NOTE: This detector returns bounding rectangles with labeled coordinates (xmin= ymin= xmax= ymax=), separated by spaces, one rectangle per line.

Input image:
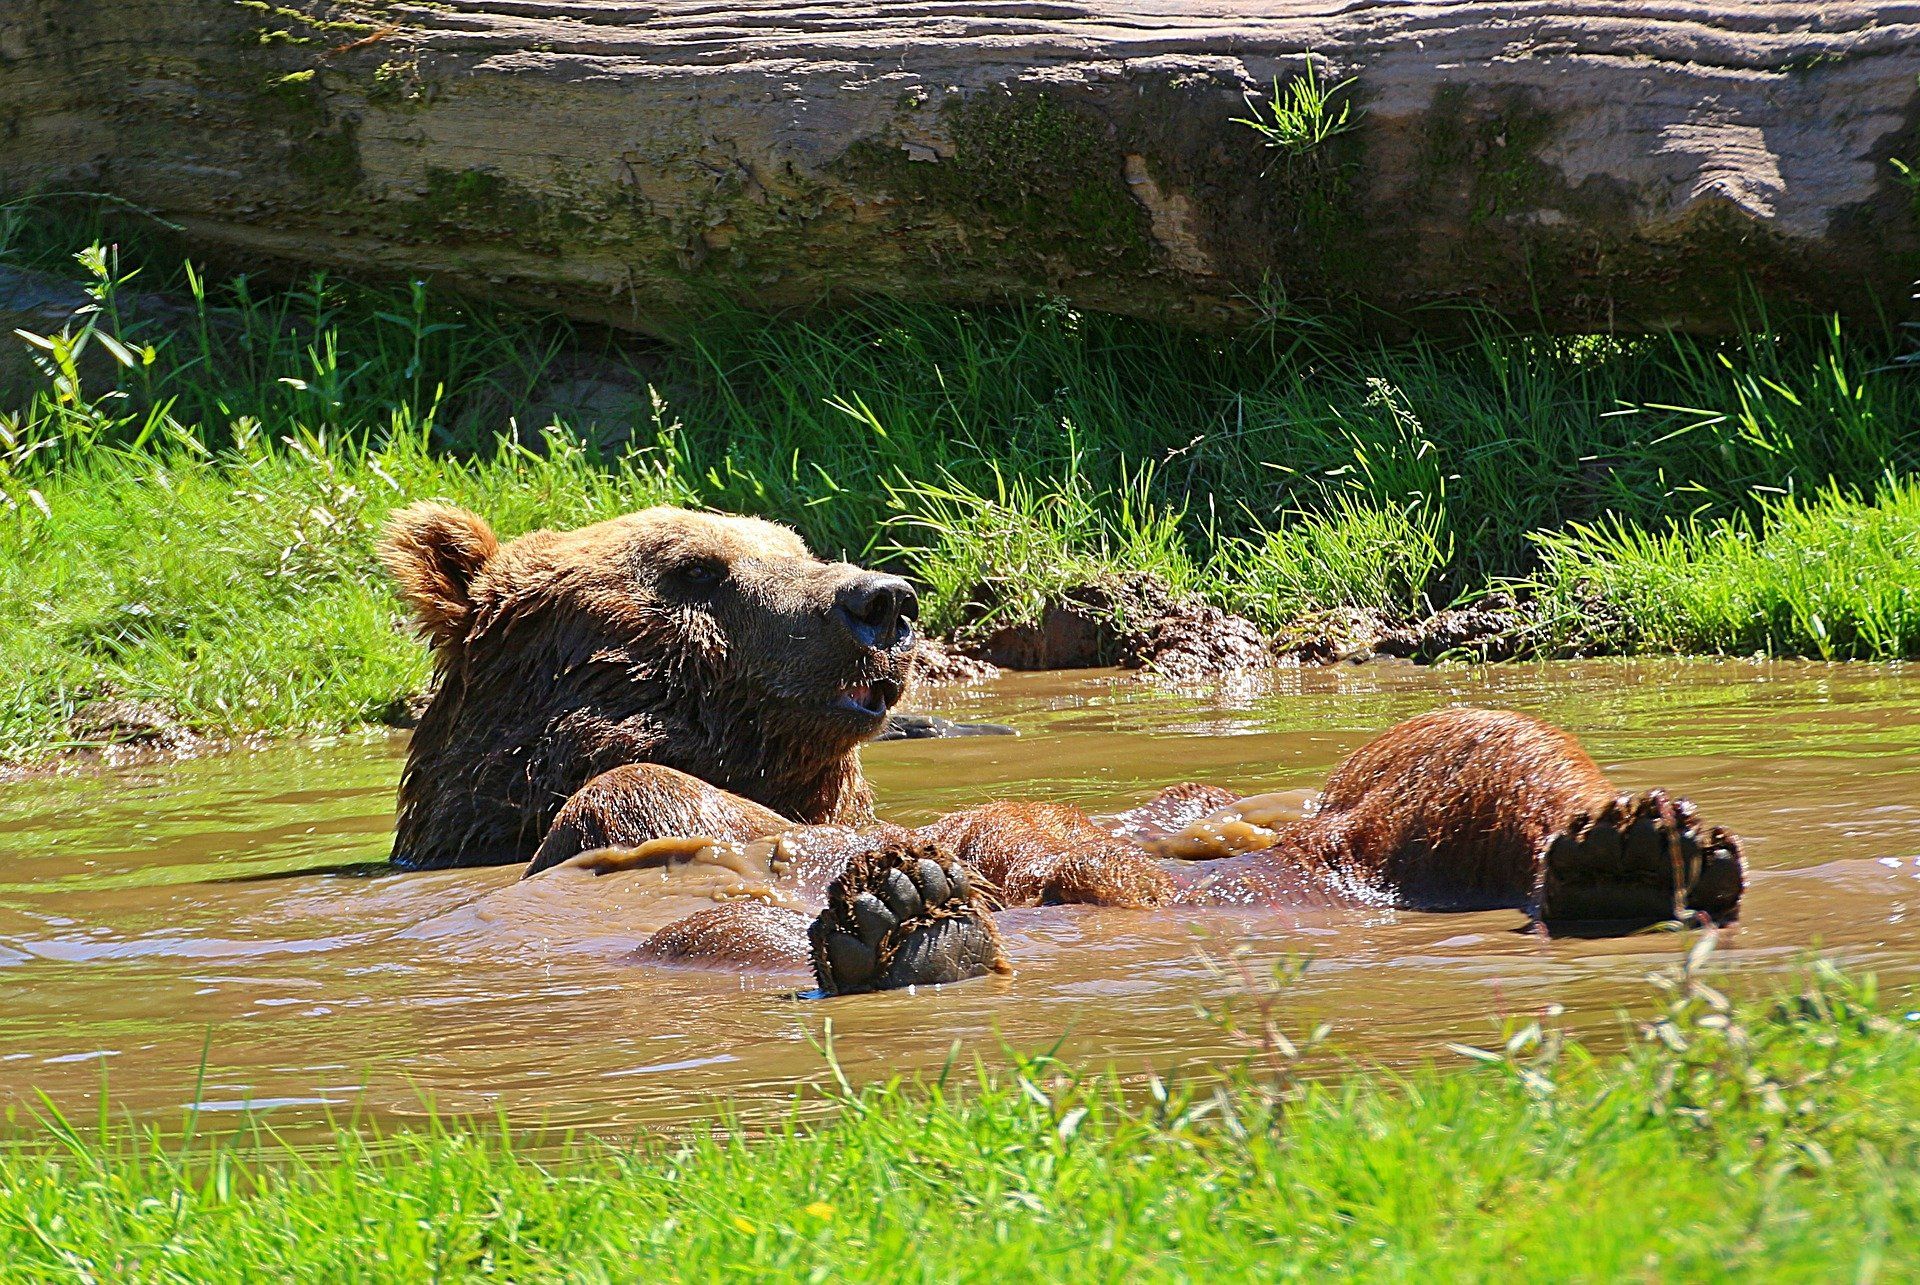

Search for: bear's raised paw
xmin=1533 ymin=790 xmax=1745 ymax=931
xmin=808 ymin=841 xmax=1009 ymax=995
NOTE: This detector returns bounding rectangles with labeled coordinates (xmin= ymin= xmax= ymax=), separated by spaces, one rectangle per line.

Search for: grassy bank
xmin=1532 ymin=474 xmax=1920 ymax=661
xmin=1 ymin=960 xmax=1914 ymax=1279
xmin=2 ymin=221 xmax=1918 ymax=759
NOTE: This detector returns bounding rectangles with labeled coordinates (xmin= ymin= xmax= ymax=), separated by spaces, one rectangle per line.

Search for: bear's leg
xmin=525 ymin=763 xmax=793 ymax=877
xmin=916 ymin=802 xmax=1175 ymax=908
xmin=634 ymin=901 xmax=814 ymax=971
xmin=808 ymin=840 xmax=1010 ymax=995
xmin=1227 ymin=707 xmax=1745 ymax=926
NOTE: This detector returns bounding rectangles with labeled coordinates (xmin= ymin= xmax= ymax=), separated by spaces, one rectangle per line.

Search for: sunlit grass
xmin=885 ymin=459 xmax=1199 ymax=633
xmin=1211 ymin=493 xmax=1452 ymax=625
xmin=0 ymin=961 xmax=1914 ymax=1280
xmin=1533 ymin=475 xmax=1920 ymax=661
xmin=0 ymin=422 xmax=693 ymax=759
xmin=1233 ymin=56 xmax=1359 ymax=155
xmin=2 ymin=220 xmax=1919 ymax=760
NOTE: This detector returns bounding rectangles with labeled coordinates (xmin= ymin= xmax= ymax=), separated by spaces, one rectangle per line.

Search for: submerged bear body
xmin=381 ymin=503 xmax=1746 ymax=993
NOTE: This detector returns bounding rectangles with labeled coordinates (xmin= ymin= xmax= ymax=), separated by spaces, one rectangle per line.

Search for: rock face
xmin=2 ymin=2 xmax=1916 ymax=332
xmin=0 ymin=264 xmax=196 ymax=402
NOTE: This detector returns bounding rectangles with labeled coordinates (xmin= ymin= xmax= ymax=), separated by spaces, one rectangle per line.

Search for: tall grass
xmin=1212 ymin=493 xmax=1452 ymax=624
xmin=12 ymin=227 xmax=1913 ymax=577
xmin=886 ymin=459 xmax=1198 ymax=634
xmin=670 ymin=307 xmax=1920 ymax=584
xmin=2 ymin=220 xmax=1918 ymax=759
xmin=1533 ymin=475 xmax=1920 ymax=661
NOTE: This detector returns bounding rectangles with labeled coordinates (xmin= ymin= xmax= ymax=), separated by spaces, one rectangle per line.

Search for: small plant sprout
xmin=1890 ymin=156 xmax=1920 ymax=224
xmin=1234 ymin=56 xmax=1359 ymax=158
xmin=1891 ymin=76 xmax=1920 ymax=209
xmin=1200 ymin=949 xmax=1332 ymax=1105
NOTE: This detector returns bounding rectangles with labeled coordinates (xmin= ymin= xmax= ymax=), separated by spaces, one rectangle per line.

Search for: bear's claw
xmin=1533 ymin=790 xmax=1746 ymax=930
xmin=808 ymin=841 xmax=1008 ymax=995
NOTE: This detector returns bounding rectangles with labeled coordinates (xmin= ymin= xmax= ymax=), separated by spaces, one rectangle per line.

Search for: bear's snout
xmin=832 ymin=573 xmax=918 ymax=651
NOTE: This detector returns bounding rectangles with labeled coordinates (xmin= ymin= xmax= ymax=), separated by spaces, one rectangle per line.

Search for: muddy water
xmin=2 ymin=659 xmax=1918 ymax=1135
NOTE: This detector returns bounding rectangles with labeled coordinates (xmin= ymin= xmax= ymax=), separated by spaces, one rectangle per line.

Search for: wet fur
xmin=536 ymin=705 xmax=1706 ymax=975
xmin=1166 ymin=708 xmax=1616 ymax=908
xmin=383 ymin=504 xmax=908 ymax=869
xmin=379 ymin=504 xmax=1739 ymax=972
xmin=528 ymin=763 xmax=793 ymax=876
xmin=1292 ymin=706 xmax=1614 ymax=904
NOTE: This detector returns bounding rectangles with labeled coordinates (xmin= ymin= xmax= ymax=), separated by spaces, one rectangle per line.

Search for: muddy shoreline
xmin=6 ymin=597 xmax=1566 ymax=782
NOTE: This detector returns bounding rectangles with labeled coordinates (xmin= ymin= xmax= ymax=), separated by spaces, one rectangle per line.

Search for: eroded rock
xmin=1376 ymin=595 xmax=1536 ymax=664
xmin=2 ymin=2 xmax=1913 ymax=334
xmin=911 ymin=638 xmax=1001 ymax=687
xmin=1268 ymin=596 xmax=1544 ymax=666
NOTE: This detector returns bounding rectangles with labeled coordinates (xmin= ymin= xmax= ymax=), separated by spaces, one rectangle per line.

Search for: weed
xmin=1234 ymin=56 xmax=1359 ymax=158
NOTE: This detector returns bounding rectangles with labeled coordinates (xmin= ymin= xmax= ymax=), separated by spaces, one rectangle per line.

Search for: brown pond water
xmin=2 ymin=659 xmax=1918 ymax=1136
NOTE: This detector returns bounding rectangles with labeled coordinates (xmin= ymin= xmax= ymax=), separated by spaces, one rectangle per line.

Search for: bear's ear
xmin=379 ymin=502 xmax=500 ymax=648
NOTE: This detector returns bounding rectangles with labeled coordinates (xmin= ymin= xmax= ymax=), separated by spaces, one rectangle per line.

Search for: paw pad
xmin=1535 ymin=790 xmax=1746 ymax=929
xmin=808 ymin=841 xmax=1007 ymax=995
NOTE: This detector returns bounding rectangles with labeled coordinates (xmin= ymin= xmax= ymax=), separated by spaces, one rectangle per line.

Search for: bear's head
xmin=379 ymin=502 xmax=919 ymax=868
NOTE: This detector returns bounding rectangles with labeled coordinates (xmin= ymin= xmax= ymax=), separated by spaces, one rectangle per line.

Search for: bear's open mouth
xmin=833 ymin=678 xmax=902 ymax=719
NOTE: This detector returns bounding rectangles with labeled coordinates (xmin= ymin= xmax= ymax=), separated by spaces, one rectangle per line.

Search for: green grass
xmin=2 ymin=218 xmax=1919 ymax=760
xmin=1533 ymin=475 xmax=1920 ymax=661
xmin=2 ymin=959 xmax=1915 ymax=1280
xmin=0 ymin=426 xmax=695 ymax=758
xmin=1212 ymin=492 xmax=1452 ymax=625
xmin=886 ymin=459 xmax=1200 ymax=635
xmin=1234 ymin=56 xmax=1359 ymax=156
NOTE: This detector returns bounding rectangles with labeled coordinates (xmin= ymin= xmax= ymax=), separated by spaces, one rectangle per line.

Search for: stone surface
xmin=0 ymin=264 xmax=190 ymax=403
xmin=0 ymin=266 xmax=98 ymax=402
xmin=2 ymin=2 xmax=1916 ymax=332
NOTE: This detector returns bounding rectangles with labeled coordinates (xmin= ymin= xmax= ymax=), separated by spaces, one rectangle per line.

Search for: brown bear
xmin=380 ymin=502 xmax=915 ymax=869
xmin=381 ymin=502 xmax=1746 ymax=995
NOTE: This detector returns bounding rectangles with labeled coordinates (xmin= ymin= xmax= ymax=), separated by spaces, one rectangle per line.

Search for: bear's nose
xmin=833 ymin=573 xmax=918 ymax=649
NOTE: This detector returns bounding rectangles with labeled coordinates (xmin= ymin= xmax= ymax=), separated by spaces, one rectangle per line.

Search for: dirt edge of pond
xmin=0 ymin=589 xmax=1654 ymax=779
xmin=950 ymin=576 xmax=1544 ymax=678
xmin=0 ymin=697 xmax=265 ymax=783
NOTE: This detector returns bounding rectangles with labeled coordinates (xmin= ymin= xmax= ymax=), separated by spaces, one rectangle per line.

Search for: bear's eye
xmin=670 ymin=560 xmax=726 ymax=593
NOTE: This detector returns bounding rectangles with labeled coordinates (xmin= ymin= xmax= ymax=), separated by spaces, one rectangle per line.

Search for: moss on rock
xmin=841 ymin=90 xmax=1156 ymax=280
